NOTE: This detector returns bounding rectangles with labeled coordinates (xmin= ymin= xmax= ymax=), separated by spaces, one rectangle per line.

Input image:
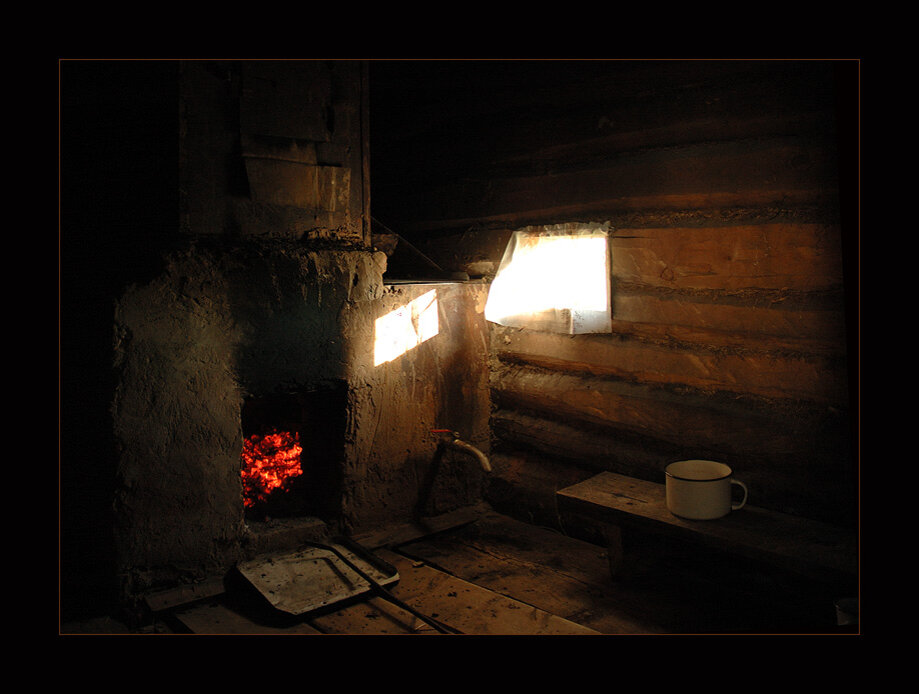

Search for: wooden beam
xmin=493 ymin=325 xmax=849 ymax=406
xmin=491 ymin=364 xmax=847 ymax=461
xmin=612 ymin=291 xmax=846 ymax=344
xmin=610 ymin=224 xmax=844 ymax=293
xmin=400 ymin=138 xmax=839 ymax=230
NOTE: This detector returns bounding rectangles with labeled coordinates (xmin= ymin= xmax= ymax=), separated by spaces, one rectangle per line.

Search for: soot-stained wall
xmin=110 ymin=243 xmax=490 ymax=600
xmin=343 ymin=282 xmax=492 ymax=531
xmin=110 ymin=245 xmax=387 ymax=596
xmin=64 ymin=60 xmax=492 ymax=611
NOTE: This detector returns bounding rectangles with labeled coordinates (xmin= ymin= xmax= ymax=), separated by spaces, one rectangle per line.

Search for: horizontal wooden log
xmin=492 ymin=323 xmax=849 ymax=406
xmin=375 ymin=62 xmax=838 ymax=188
xmin=612 ymin=290 xmax=846 ymax=343
xmin=403 ymin=216 xmax=851 ymax=295
xmin=610 ymin=223 xmax=844 ymax=292
xmin=400 ymin=137 xmax=839 ymax=230
xmin=490 ymin=364 xmax=848 ymax=465
xmin=491 ymin=113 xmax=836 ymax=177
xmin=491 ymin=408 xmax=855 ymax=525
xmin=498 ymin=318 xmax=846 ymax=358
xmin=491 ymin=409 xmax=680 ymax=477
xmin=485 ymin=451 xmax=595 ymax=527
xmin=404 ymin=192 xmax=839 ymax=237
xmin=383 ymin=114 xmax=836 ymax=195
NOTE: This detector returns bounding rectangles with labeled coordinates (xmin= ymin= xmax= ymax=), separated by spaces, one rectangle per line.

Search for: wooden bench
xmin=556 ymin=472 xmax=858 ymax=586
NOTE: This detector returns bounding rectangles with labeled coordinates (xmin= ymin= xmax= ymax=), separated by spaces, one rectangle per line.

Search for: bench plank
xmin=557 ymin=472 xmax=857 ymax=582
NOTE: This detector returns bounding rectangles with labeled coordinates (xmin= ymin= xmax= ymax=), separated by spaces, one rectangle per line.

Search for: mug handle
xmin=731 ymin=479 xmax=748 ymax=511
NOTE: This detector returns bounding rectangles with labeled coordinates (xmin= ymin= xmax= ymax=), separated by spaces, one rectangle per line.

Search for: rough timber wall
xmin=371 ymin=60 xmax=858 ymax=527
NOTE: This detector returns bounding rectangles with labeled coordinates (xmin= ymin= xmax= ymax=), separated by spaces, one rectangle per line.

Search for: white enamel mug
xmin=665 ymin=460 xmax=748 ymax=520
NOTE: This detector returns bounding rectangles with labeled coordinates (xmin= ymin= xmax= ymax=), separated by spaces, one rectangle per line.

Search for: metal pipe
xmin=447 ymin=438 xmax=491 ymax=473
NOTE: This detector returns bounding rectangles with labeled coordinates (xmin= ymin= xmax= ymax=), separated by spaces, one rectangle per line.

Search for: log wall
xmin=371 ymin=59 xmax=859 ymax=526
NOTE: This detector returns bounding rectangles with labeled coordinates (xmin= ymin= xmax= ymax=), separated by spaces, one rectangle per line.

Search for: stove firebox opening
xmin=240 ymin=382 xmax=346 ymax=523
xmin=241 ymin=429 xmax=303 ymax=509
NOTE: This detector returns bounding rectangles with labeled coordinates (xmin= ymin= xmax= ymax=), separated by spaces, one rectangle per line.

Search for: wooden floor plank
xmin=377 ymin=549 xmax=600 ymax=635
xmin=157 ymin=511 xmax=848 ymax=635
xmin=307 ymin=596 xmax=438 ymax=635
xmin=396 ymin=512 xmax=677 ymax=633
xmin=395 ymin=511 xmax=844 ymax=634
xmin=173 ymin=601 xmax=323 ymax=634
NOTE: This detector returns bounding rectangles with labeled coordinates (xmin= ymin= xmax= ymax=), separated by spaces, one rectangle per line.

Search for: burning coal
xmin=241 ymin=430 xmax=304 ymax=508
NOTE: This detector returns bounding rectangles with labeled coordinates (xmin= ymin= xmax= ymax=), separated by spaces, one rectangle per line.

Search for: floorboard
xmin=395 ymin=513 xmax=666 ymax=633
xmin=65 ymin=510 xmax=853 ymax=635
xmin=392 ymin=510 xmax=846 ymax=634
xmin=377 ymin=548 xmax=598 ymax=635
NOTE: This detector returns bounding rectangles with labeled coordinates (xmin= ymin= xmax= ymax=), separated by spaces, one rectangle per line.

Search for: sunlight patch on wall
xmin=484 ymin=223 xmax=612 ymax=334
xmin=374 ymin=289 xmax=440 ymax=366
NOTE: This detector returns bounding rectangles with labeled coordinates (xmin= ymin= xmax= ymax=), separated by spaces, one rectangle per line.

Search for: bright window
xmin=484 ymin=223 xmax=612 ymax=334
xmin=374 ymin=289 xmax=440 ymax=365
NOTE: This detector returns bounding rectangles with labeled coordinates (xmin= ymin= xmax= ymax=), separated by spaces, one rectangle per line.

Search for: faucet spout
xmin=447 ymin=437 xmax=492 ymax=473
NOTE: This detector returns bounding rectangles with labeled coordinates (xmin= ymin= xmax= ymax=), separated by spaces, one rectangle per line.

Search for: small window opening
xmin=484 ymin=222 xmax=612 ymax=334
xmin=374 ymin=289 xmax=440 ymax=365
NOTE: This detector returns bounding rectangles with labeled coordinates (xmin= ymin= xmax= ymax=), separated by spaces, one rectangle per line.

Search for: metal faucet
xmin=431 ymin=430 xmax=492 ymax=473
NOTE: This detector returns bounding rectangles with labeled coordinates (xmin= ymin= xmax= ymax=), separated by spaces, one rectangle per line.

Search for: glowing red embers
xmin=241 ymin=430 xmax=304 ymax=508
